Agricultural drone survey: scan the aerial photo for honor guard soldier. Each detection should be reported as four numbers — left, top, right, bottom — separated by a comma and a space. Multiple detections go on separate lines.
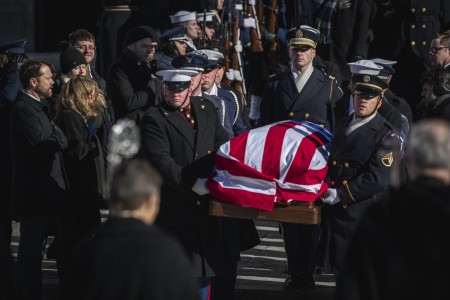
157, 26, 189, 71
169, 11, 200, 51
140, 69, 234, 300
321, 72, 401, 281
259, 25, 342, 291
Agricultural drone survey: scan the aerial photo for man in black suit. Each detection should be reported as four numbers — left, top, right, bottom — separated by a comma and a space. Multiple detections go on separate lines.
61, 158, 200, 300
140, 69, 232, 299
10, 59, 68, 300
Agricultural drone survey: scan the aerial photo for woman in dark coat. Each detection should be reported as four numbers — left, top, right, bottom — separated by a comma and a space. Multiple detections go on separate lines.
54, 76, 107, 281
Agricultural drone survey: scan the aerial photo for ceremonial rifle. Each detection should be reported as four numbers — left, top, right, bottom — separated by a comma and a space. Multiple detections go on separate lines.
231, 12, 247, 103
246, 0, 264, 52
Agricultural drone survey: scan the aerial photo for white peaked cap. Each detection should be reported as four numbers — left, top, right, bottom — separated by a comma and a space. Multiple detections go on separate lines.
348, 60, 383, 75
192, 49, 224, 61
370, 58, 397, 66
196, 12, 216, 22
170, 11, 197, 24
155, 69, 198, 82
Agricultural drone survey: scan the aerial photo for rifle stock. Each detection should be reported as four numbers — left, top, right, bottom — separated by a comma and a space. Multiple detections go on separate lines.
246, 1, 264, 52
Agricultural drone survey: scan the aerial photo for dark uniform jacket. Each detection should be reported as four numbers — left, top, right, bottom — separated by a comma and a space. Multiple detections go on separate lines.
336, 177, 450, 300
62, 217, 200, 300
140, 96, 230, 277
107, 48, 163, 124
328, 113, 397, 209
217, 87, 251, 136
10, 91, 68, 217
326, 112, 399, 273
259, 67, 342, 131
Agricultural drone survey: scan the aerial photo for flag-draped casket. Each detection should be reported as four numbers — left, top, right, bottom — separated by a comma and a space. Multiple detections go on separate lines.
207, 120, 333, 212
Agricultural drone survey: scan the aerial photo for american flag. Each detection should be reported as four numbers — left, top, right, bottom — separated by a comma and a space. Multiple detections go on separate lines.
207, 120, 333, 211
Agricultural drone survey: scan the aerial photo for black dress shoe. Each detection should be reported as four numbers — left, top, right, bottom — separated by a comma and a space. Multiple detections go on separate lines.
283, 273, 315, 291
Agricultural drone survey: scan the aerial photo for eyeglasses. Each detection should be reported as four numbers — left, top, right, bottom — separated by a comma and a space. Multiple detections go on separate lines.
429, 46, 448, 53
149, 44, 158, 50
75, 45, 96, 52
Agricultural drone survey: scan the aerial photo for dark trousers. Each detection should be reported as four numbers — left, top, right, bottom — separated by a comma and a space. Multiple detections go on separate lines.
282, 222, 320, 275
16, 216, 50, 300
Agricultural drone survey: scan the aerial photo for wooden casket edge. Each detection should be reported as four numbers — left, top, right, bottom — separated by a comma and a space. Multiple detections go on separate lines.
209, 200, 321, 224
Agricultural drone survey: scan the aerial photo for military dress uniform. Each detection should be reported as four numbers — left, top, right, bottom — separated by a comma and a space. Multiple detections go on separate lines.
259, 26, 343, 290
324, 73, 401, 280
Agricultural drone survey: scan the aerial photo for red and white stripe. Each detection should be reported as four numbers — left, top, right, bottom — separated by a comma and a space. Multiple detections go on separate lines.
207, 120, 332, 211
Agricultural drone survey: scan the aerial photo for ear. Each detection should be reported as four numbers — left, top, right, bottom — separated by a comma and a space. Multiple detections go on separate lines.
377, 96, 383, 109
30, 77, 38, 88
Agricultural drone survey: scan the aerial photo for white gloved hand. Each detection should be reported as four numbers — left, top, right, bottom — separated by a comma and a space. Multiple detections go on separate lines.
234, 40, 243, 53
243, 17, 257, 29
192, 178, 209, 195
321, 188, 340, 205
248, 0, 256, 5
233, 70, 243, 81
226, 69, 235, 81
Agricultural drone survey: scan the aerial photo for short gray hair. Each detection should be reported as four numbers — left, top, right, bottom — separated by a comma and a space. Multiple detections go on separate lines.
407, 119, 450, 170
108, 158, 162, 210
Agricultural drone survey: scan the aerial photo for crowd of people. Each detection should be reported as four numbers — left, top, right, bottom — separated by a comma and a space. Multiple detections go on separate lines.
1, 0, 450, 299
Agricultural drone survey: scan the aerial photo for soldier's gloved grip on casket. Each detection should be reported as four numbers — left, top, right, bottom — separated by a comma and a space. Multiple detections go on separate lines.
192, 178, 209, 196
321, 188, 340, 205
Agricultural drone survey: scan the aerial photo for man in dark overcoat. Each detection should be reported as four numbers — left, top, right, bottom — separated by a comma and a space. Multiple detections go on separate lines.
139, 69, 230, 299
107, 25, 163, 124
10, 59, 68, 300
61, 158, 200, 300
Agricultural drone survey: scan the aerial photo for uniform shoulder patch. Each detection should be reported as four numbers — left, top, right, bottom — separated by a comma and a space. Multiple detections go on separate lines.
381, 152, 394, 167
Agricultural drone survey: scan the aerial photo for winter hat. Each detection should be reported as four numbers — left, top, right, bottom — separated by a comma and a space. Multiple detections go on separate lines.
124, 26, 158, 46
59, 43, 87, 74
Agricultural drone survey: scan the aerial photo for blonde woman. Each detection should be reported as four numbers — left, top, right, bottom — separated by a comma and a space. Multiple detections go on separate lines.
54, 75, 107, 281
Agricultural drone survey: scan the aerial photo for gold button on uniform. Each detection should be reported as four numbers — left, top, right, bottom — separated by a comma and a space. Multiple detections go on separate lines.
411, 8, 415, 13
422, 7, 426, 13
422, 41, 427, 46
411, 24, 415, 29
288, 112, 294, 117
411, 41, 416, 46
207, 150, 211, 154
422, 24, 426, 29
344, 162, 350, 168
304, 113, 309, 118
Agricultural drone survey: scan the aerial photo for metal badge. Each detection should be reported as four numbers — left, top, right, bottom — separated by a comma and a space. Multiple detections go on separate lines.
381, 152, 394, 167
